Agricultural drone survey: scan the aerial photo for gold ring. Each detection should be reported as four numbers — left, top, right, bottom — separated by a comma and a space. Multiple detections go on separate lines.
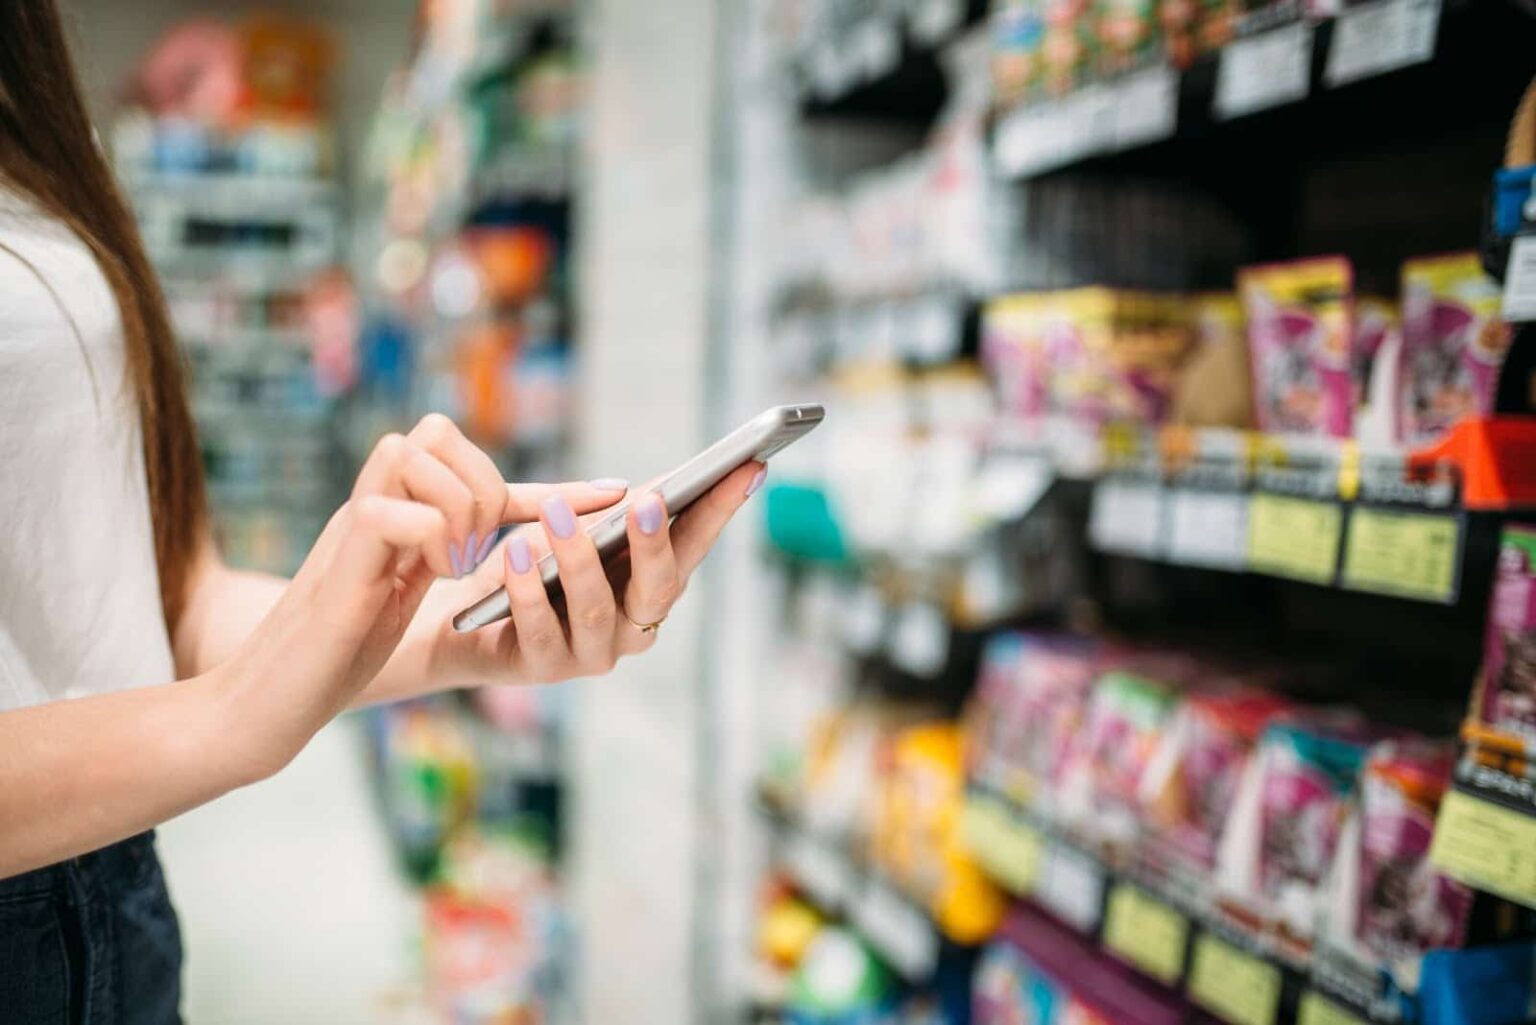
622, 606, 665, 635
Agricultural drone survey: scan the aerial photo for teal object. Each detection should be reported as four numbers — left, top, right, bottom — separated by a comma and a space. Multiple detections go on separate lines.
764, 481, 849, 565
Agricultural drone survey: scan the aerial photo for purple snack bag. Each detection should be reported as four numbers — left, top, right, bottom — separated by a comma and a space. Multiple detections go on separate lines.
1480, 527, 1536, 743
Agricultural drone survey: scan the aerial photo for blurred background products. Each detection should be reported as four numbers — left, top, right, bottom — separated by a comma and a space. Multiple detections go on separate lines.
40, 0, 1536, 1022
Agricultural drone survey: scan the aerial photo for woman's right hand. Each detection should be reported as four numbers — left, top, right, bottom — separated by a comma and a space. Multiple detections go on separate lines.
211, 415, 623, 778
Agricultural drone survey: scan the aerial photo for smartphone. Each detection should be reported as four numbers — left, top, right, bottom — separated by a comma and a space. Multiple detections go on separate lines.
451, 403, 825, 632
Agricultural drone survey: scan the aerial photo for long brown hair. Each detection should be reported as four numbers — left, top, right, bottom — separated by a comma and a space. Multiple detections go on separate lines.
0, 1, 207, 627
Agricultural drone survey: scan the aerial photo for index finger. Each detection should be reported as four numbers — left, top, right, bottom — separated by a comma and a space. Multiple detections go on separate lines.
504, 481, 628, 523
669, 461, 766, 576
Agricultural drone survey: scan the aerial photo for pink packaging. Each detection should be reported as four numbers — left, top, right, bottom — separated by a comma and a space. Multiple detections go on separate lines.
1479, 526, 1536, 743
1356, 740, 1472, 960
1240, 257, 1357, 438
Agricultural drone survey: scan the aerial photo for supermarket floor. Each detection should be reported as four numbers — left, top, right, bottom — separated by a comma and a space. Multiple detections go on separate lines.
158, 717, 423, 1025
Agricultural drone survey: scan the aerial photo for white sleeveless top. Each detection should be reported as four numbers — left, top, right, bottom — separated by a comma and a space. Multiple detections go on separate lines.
0, 187, 175, 711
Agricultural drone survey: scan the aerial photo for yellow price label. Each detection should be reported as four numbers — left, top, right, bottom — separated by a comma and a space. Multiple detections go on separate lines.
959, 795, 1042, 896
1188, 933, 1283, 1025
1247, 493, 1343, 584
1298, 990, 1368, 1025
1430, 790, 1536, 908
1342, 508, 1459, 602
1102, 884, 1189, 985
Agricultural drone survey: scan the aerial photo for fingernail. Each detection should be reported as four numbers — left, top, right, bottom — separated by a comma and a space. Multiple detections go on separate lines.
745, 467, 768, 497
636, 493, 665, 535
590, 477, 629, 492
463, 532, 479, 575
448, 541, 464, 577
475, 530, 497, 566
506, 534, 533, 574
542, 494, 577, 540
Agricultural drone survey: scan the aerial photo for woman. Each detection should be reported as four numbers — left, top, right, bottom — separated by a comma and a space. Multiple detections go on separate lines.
0, 4, 762, 1021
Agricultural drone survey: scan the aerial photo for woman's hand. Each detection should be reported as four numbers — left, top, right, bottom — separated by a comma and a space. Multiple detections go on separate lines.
214, 414, 632, 773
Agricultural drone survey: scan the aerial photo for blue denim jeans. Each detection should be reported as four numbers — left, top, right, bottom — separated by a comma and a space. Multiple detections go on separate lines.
0, 833, 182, 1024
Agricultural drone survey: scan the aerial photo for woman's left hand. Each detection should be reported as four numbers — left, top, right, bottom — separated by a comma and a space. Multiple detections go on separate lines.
378, 421, 765, 698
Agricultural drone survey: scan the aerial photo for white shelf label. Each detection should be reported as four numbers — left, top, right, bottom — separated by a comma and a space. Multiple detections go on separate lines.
909, 0, 962, 43
843, 584, 888, 657
1324, 0, 1440, 86
1089, 479, 1165, 556
851, 879, 938, 979
908, 296, 964, 363
889, 601, 950, 678
972, 455, 1054, 521
1503, 236, 1536, 323
1037, 842, 1107, 932
1111, 66, 1179, 150
1215, 23, 1313, 119
784, 831, 856, 909
1167, 489, 1249, 570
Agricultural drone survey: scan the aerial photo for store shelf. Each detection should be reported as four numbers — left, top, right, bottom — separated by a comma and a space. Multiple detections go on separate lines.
758, 792, 946, 980
990, 0, 1536, 186
792, 0, 984, 121
963, 785, 1432, 1025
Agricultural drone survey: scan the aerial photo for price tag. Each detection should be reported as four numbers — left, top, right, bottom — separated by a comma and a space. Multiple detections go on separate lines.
1215, 23, 1313, 119
1111, 65, 1179, 150
1430, 789, 1536, 907
909, 0, 962, 43
972, 454, 1053, 521
960, 795, 1044, 896
909, 296, 964, 363
843, 584, 888, 656
854, 18, 901, 81
1324, 0, 1440, 86
888, 601, 950, 677
995, 100, 1089, 179
851, 879, 938, 979
1103, 884, 1190, 985
1188, 933, 1283, 1025
1246, 493, 1342, 585
1090, 479, 1165, 556
1341, 507, 1460, 602
1036, 842, 1106, 932
784, 831, 856, 909
1167, 489, 1249, 570
1298, 991, 1369, 1025
1503, 236, 1536, 323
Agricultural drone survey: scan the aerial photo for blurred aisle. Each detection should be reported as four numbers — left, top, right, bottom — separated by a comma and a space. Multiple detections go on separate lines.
158, 719, 420, 1025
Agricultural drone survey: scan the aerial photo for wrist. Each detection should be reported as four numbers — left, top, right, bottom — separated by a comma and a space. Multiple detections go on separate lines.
200, 657, 310, 786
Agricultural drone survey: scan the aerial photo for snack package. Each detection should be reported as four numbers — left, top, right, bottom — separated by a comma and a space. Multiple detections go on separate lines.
1194, 0, 1241, 53
991, 0, 1048, 106
1399, 253, 1512, 446
1141, 687, 1291, 874
1355, 740, 1472, 962
1254, 714, 1375, 932
1171, 293, 1252, 428
1073, 670, 1180, 844
1479, 526, 1536, 744
1095, 0, 1160, 74
1044, 288, 1190, 429
980, 295, 1050, 421
1240, 257, 1356, 438
966, 633, 1098, 814
973, 939, 1113, 1025
878, 723, 1006, 944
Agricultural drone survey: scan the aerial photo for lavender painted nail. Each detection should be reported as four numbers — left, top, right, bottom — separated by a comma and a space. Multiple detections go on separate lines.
542, 495, 577, 539
636, 493, 665, 535
745, 467, 768, 497
506, 534, 533, 575
448, 541, 464, 577
475, 530, 497, 566
590, 477, 629, 492
463, 532, 480, 575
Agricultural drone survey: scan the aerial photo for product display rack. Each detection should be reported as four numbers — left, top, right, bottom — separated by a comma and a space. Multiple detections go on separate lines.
726, 0, 1536, 1021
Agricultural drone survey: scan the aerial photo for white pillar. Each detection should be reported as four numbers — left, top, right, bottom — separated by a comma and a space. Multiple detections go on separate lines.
571, 1, 721, 1022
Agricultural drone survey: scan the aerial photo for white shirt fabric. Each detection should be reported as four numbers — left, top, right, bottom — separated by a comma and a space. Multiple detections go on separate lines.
0, 186, 174, 711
